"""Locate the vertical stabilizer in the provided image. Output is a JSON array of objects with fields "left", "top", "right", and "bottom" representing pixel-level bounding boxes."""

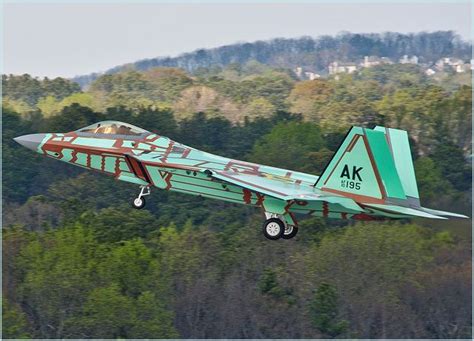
[
  {"left": 373, "top": 126, "right": 420, "bottom": 205},
  {"left": 315, "top": 126, "right": 408, "bottom": 204}
]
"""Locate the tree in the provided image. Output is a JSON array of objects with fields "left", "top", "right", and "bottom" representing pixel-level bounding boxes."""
[
  {"left": 401, "top": 257, "right": 471, "bottom": 338},
  {"left": 2, "top": 74, "right": 81, "bottom": 106},
  {"left": 244, "top": 97, "right": 276, "bottom": 120},
  {"left": 46, "top": 173, "right": 135, "bottom": 222},
  {"left": 437, "top": 85, "right": 472, "bottom": 153},
  {"left": 173, "top": 85, "right": 240, "bottom": 122},
  {"left": 58, "top": 93, "right": 98, "bottom": 112},
  {"left": 309, "top": 283, "right": 348, "bottom": 337},
  {"left": 83, "top": 207, "right": 158, "bottom": 243},
  {"left": 17, "top": 226, "right": 104, "bottom": 338},
  {"left": 3, "top": 195, "right": 63, "bottom": 231},
  {"left": 133, "top": 107, "right": 178, "bottom": 137},
  {"left": 131, "top": 291, "right": 179, "bottom": 338},
  {"left": 431, "top": 141, "right": 471, "bottom": 191},
  {"left": 143, "top": 67, "right": 193, "bottom": 101},
  {"left": 2, "top": 299, "right": 31, "bottom": 338},
  {"left": 414, "top": 157, "right": 453, "bottom": 203},
  {"left": 41, "top": 76, "right": 82, "bottom": 100},
  {"left": 250, "top": 121, "right": 325, "bottom": 172},
  {"left": 45, "top": 103, "right": 104, "bottom": 132},
  {"left": 258, "top": 267, "right": 285, "bottom": 298},
  {"left": 75, "top": 285, "right": 178, "bottom": 338},
  {"left": 288, "top": 79, "right": 334, "bottom": 119},
  {"left": 97, "top": 239, "right": 157, "bottom": 297},
  {"left": 2, "top": 109, "right": 41, "bottom": 202},
  {"left": 73, "top": 284, "right": 134, "bottom": 338},
  {"left": 376, "top": 85, "right": 449, "bottom": 154},
  {"left": 2, "top": 74, "right": 44, "bottom": 105},
  {"left": 307, "top": 223, "right": 435, "bottom": 338},
  {"left": 37, "top": 95, "right": 61, "bottom": 117},
  {"left": 240, "top": 72, "right": 294, "bottom": 110},
  {"left": 2, "top": 96, "right": 34, "bottom": 114},
  {"left": 355, "top": 64, "right": 427, "bottom": 89},
  {"left": 177, "top": 112, "right": 233, "bottom": 154}
]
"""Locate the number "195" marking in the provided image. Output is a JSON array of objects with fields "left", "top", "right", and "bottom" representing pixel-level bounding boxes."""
[{"left": 341, "top": 179, "right": 361, "bottom": 190}]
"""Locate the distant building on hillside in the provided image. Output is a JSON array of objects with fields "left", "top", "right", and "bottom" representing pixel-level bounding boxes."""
[
  {"left": 304, "top": 71, "right": 321, "bottom": 80},
  {"left": 454, "top": 63, "right": 470, "bottom": 73},
  {"left": 425, "top": 68, "right": 436, "bottom": 76},
  {"left": 328, "top": 61, "right": 358, "bottom": 74},
  {"left": 294, "top": 67, "right": 303, "bottom": 78},
  {"left": 361, "top": 56, "right": 393, "bottom": 68},
  {"left": 399, "top": 55, "right": 419, "bottom": 64},
  {"left": 294, "top": 66, "right": 321, "bottom": 80},
  {"left": 435, "top": 57, "right": 470, "bottom": 73}
]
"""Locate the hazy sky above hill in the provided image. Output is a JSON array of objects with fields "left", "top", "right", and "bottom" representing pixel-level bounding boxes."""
[{"left": 4, "top": 2, "right": 472, "bottom": 78}]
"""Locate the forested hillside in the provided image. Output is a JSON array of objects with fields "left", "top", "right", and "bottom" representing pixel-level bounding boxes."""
[
  {"left": 2, "top": 50, "right": 472, "bottom": 338},
  {"left": 71, "top": 31, "right": 471, "bottom": 87}
]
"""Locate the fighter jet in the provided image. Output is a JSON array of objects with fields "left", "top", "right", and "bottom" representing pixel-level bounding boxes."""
[{"left": 14, "top": 121, "right": 467, "bottom": 240}]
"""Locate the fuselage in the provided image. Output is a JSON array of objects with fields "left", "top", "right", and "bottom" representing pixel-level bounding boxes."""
[
  {"left": 42, "top": 131, "right": 315, "bottom": 199},
  {"left": 14, "top": 120, "right": 467, "bottom": 237},
  {"left": 16, "top": 121, "right": 414, "bottom": 225},
  {"left": 15, "top": 125, "right": 377, "bottom": 221}
]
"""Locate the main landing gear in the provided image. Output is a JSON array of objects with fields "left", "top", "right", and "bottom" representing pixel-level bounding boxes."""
[
  {"left": 262, "top": 214, "right": 298, "bottom": 240},
  {"left": 132, "top": 186, "right": 150, "bottom": 209}
]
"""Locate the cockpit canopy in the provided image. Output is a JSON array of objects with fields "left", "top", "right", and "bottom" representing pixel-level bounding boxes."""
[{"left": 76, "top": 121, "right": 150, "bottom": 136}]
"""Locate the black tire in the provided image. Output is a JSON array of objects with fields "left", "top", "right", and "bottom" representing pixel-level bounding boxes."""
[
  {"left": 132, "top": 196, "right": 146, "bottom": 209},
  {"left": 262, "top": 218, "right": 285, "bottom": 240},
  {"left": 281, "top": 225, "right": 298, "bottom": 239}
]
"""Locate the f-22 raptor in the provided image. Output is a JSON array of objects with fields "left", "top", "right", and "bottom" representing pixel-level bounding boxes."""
[{"left": 15, "top": 121, "right": 467, "bottom": 240}]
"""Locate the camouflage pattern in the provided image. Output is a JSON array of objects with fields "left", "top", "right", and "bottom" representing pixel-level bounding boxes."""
[{"left": 15, "top": 121, "right": 467, "bottom": 227}]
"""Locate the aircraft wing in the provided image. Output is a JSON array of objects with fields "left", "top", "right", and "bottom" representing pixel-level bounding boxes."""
[
  {"left": 209, "top": 170, "right": 363, "bottom": 213},
  {"left": 209, "top": 171, "right": 467, "bottom": 219}
]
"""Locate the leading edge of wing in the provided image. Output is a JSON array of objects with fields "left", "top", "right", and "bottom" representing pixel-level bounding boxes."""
[{"left": 209, "top": 170, "right": 363, "bottom": 213}]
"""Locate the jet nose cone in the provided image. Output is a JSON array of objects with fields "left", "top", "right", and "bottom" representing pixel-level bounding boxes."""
[{"left": 13, "top": 133, "right": 47, "bottom": 152}]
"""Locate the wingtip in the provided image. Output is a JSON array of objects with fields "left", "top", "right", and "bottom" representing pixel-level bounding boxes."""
[
  {"left": 448, "top": 213, "right": 470, "bottom": 219},
  {"left": 419, "top": 207, "right": 470, "bottom": 219}
]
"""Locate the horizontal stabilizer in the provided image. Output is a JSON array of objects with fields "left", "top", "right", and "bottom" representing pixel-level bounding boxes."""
[
  {"left": 366, "top": 204, "right": 447, "bottom": 219},
  {"left": 419, "top": 207, "right": 469, "bottom": 219}
]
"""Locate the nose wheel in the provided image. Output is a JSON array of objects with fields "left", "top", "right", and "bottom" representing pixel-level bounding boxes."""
[{"left": 132, "top": 186, "right": 150, "bottom": 209}]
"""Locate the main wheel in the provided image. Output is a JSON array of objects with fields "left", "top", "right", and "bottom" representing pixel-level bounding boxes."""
[
  {"left": 132, "top": 196, "right": 146, "bottom": 209},
  {"left": 281, "top": 225, "right": 298, "bottom": 239},
  {"left": 262, "top": 218, "right": 285, "bottom": 240}
]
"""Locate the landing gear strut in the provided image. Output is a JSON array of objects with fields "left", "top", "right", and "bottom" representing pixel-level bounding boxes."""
[{"left": 132, "top": 186, "right": 150, "bottom": 209}]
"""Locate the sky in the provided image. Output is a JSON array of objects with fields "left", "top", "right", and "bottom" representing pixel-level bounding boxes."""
[{"left": 3, "top": 2, "right": 472, "bottom": 78}]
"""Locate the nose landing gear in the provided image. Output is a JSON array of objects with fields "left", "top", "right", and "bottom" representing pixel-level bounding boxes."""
[{"left": 132, "top": 186, "right": 150, "bottom": 209}]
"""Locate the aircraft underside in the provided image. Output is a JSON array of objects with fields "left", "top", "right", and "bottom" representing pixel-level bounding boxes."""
[{"left": 133, "top": 163, "right": 408, "bottom": 241}]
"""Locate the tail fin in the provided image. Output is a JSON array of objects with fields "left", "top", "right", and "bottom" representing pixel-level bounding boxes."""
[
  {"left": 315, "top": 126, "right": 413, "bottom": 205},
  {"left": 373, "top": 126, "right": 420, "bottom": 205},
  {"left": 315, "top": 126, "right": 468, "bottom": 219}
]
